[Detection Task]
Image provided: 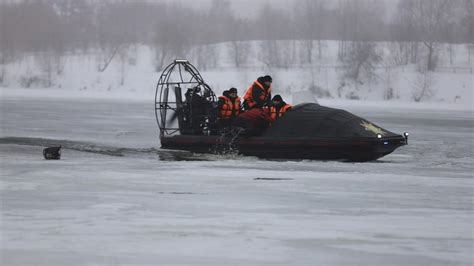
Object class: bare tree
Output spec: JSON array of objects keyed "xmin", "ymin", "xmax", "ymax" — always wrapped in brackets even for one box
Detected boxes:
[
  {"xmin": 117, "ymin": 45, "xmax": 130, "ymax": 86},
  {"xmin": 465, "ymin": 0, "xmax": 474, "ymax": 43},
  {"xmin": 255, "ymin": 3, "xmax": 294, "ymax": 69},
  {"xmin": 389, "ymin": 42, "xmax": 409, "ymax": 66},
  {"xmin": 297, "ymin": 0, "xmax": 326, "ymax": 64},
  {"xmin": 226, "ymin": 17, "xmax": 250, "ymax": 68},
  {"xmin": 448, "ymin": 43, "xmax": 454, "ymax": 65},
  {"xmin": 258, "ymin": 40, "xmax": 295, "ymax": 69},
  {"xmin": 395, "ymin": 0, "xmax": 419, "ymax": 64},
  {"xmin": 191, "ymin": 44, "xmax": 217, "ymax": 71},
  {"xmin": 468, "ymin": 44, "xmax": 474, "ymax": 65},
  {"xmin": 97, "ymin": 45, "xmax": 121, "ymax": 72},
  {"xmin": 338, "ymin": 41, "xmax": 349, "ymax": 61},
  {"xmin": 462, "ymin": 0, "xmax": 474, "ymax": 64},
  {"xmin": 342, "ymin": 42, "xmax": 382, "ymax": 82},
  {"xmin": 95, "ymin": 3, "xmax": 118, "ymax": 72},
  {"xmin": 258, "ymin": 40, "xmax": 279, "ymax": 69},
  {"xmin": 207, "ymin": 0, "xmax": 234, "ymax": 42},
  {"xmin": 412, "ymin": 70, "xmax": 436, "ymax": 102},
  {"xmin": 204, "ymin": 45, "xmax": 218, "ymax": 69},
  {"xmin": 0, "ymin": 4, "xmax": 6, "ymax": 84},
  {"xmin": 381, "ymin": 68, "xmax": 399, "ymax": 100},
  {"xmin": 403, "ymin": 0, "xmax": 457, "ymax": 71},
  {"xmin": 153, "ymin": 18, "xmax": 189, "ymax": 72},
  {"xmin": 228, "ymin": 39, "xmax": 249, "ymax": 68},
  {"xmin": 300, "ymin": 40, "xmax": 314, "ymax": 65},
  {"xmin": 35, "ymin": 52, "xmax": 54, "ymax": 88},
  {"xmin": 0, "ymin": 53, "xmax": 5, "ymax": 85}
]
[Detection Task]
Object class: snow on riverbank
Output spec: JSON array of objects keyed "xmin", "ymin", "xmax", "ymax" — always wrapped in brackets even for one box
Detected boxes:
[
  {"xmin": 1, "ymin": 86, "xmax": 472, "ymax": 112},
  {"xmin": 1, "ymin": 41, "xmax": 472, "ymax": 106}
]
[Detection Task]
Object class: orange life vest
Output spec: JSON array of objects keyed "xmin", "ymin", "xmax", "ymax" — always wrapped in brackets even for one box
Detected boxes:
[
  {"xmin": 268, "ymin": 104, "xmax": 292, "ymax": 121},
  {"xmin": 243, "ymin": 80, "xmax": 272, "ymax": 109},
  {"xmin": 219, "ymin": 96, "xmax": 241, "ymax": 118}
]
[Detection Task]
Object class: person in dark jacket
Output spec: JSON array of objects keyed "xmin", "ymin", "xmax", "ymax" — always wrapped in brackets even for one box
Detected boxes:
[
  {"xmin": 184, "ymin": 86, "xmax": 208, "ymax": 135},
  {"xmin": 267, "ymin": 94, "xmax": 292, "ymax": 122},
  {"xmin": 243, "ymin": 75, "xmax": 272, "ymax": 110}
]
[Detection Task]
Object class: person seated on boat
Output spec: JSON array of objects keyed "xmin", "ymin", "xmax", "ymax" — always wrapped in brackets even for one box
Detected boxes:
[
  {"xmin": 267, "ymin": 94, "xmax": 292, "ymax": 123},
  {"xmin": 218, "ymin": 88, "xmax": 241, "ymax": 128},
  {"xmin": 243, "ymin": 75, "xmax": 272, "ymax": 110},
  {"xmin": 232, "ymin": 108, "xmax": 272, "ymax": 137},
  {"xmin": 184, "ymin": 86, "xmax": 208, "ymax": 135}
]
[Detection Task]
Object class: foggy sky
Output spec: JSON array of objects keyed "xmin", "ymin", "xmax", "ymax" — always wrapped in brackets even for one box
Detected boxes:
[
  {"xmin": 164, "ymin": 0, "xmax": 293, "ymax": 18},
  {"xmin": 164, "ymin": 0, "xmax": 399, "ymax": 20}
]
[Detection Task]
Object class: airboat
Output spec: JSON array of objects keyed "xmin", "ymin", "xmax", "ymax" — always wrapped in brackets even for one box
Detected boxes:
[{"xmin": 154, "ymin": 60, "xmax": 408, "ymax": 162}]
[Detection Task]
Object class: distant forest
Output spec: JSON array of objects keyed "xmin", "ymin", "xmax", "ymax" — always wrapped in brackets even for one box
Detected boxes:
[
  {"xmin": 1, "ymin": 0, "xmax": 472, "ymax": 50},
  {"xmin": 0, "ymin": 0, "xmax": 472, "ymax": 75}
]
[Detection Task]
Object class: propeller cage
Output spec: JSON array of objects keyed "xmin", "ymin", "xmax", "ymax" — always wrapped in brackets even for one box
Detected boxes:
[{"xmin": 154, "ymin": 60, "xmax": 217, "ymax": 137}]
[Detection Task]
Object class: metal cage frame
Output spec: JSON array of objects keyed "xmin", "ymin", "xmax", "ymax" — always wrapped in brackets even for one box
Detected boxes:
[{"xmin": 154, "ymin": 59, "xmax": 217, "ymax": 137}]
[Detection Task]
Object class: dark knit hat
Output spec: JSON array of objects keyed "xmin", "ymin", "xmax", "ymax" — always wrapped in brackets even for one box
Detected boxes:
[
  {"xmin": 272, "ymin": 94, "xmax": 283, "ymax": 102},
  {"xmin": 262, "ymin": 75, "xmax": 272, "ymax": 83},
  {"xmin": 228, "ymin": 87, "xmax": 238, "ymax": 94}
]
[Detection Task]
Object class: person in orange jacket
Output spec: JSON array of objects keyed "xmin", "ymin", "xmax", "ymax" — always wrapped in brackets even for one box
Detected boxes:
[
  {"xmin": 217, "ymin": 87, "xmax": 241, "ymax": 127},
  {"xmin": 267, "ymin": 94, "xmax": 292, "ymax": 122},
  {"xmin": 243, "ymin": 75, "xmax": 272, "ymax": 110}
]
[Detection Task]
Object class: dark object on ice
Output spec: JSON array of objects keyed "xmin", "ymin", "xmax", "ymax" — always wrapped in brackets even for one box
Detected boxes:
[
  {"xmin": 155, "ymin": 60, "xmax": 408, "ymax": 162},
  {"xmin": 43, "ymin": 146, "xmax": 61, "ymax": 160}
]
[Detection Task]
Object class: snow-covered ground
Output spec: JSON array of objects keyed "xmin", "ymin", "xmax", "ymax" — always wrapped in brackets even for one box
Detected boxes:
[
  {"xmin": 1, "ymin": 93, "xmax": 473, "ymax": 265},
  {"xmin": 2, "ymin": 41, "xmax": 473, "ymax": 106}
]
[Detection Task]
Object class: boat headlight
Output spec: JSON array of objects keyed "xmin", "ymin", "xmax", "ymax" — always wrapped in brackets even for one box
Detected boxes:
[
  {"xmin": 377, "ymin": 134, "xmax": 382, "ymax": 139},
  {"xmin": 403, "ymin": 132, "xmax": 409, "ymax": 145}
]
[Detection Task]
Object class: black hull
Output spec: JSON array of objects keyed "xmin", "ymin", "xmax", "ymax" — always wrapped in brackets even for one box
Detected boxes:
[{"xmin": 160, "ymin": 135, "xmax": 406, "ymax": 162}]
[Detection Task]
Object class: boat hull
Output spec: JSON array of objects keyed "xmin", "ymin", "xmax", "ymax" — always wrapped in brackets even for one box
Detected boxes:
[{"xmin": 160, "ymin": 135, "xmax": 406, "ymax": 162}]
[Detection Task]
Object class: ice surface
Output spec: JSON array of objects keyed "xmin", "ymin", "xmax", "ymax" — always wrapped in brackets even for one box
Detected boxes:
[{"xmin": 1, "ymin": 95, "xmax": 473, "ymax": 265}]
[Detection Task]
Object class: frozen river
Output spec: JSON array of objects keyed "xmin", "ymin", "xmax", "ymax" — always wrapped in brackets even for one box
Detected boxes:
[{"xmin": 1, "ymin": 95, "xmax": 473, "ymax": 265}]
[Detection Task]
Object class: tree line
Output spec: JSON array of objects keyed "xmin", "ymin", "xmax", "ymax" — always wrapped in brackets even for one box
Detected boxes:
[
  {"xmin": 0, "ymin": 0, "xmax": 472, "ymax": 75},
  {"xmin": 1, "ymin": 0, "xmax": 471, "ymax": 50}
]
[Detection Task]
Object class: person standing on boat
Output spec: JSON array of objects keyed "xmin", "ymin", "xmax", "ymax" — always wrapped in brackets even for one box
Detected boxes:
[
  {"xmin": 267, "ymin": 94, "xmax": 292, "ymax": 122},
  {"xmin": 243, "ymin": 75, "xmax": 272, "ymax": 110},
  {"xmin": 217, "ymin": 88, "xmax": 241, "ymax": 128}
]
